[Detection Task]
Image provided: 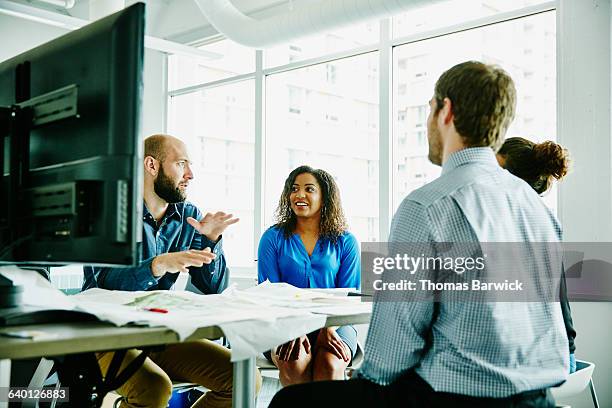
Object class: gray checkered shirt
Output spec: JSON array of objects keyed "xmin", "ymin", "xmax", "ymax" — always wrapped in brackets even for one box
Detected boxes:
[{"xmin": 358, "ymin": 147, "xmax": 569, "ymax": 397}]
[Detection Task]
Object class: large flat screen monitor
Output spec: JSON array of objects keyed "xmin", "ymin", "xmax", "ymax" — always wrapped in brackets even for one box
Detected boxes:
[{"xmin": 0, "ymin": 3, "xmax": 144, "ymax": 267}]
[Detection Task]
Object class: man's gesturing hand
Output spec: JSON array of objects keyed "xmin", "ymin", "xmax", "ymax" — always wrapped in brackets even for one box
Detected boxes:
[
  {"xmin": 151, "ymin": 249, "xmax": 216, "ymax": 277},
  {"xmin": 186, "ymin": 212, "xmax": 239, "ymax": 242}
]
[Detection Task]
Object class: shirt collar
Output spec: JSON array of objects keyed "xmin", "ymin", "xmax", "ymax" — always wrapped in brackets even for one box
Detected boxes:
[
  {"xmin": 165, "ymin": 203, "xmax": 183, "ymax": 221},
  {"xmin": 142, "ymin": 202, "xmax": 183, "ymax": 223},
  {"xmin": 441, "ymin": 147, "xmax": 498, "ymax": 175}
]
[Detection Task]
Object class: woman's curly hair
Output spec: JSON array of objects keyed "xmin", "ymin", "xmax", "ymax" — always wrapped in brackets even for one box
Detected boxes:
[{"xmin": 275, "ymin": 165, "xmax": 347, "ymax": 243}]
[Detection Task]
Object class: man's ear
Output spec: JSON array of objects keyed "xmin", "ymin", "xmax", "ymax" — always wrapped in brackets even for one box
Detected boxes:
[
  {"xmin": 439, "ymin": 97, "xmax": 454, "ymax": 126},
  {"xmin": 144, "ymin": 156, "xmax": 159, "ymax": 177}
]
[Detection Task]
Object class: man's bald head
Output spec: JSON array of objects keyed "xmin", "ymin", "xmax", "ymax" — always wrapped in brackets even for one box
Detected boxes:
[{"xmin": 144, "ymin": 134, "xmax": 186, "ymax": 163}]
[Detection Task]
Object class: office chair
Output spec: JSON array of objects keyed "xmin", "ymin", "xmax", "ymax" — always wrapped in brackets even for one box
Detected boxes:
[
  {"xmin": 21, "ymin": 358, "xmax": 57, "ymax": 408},
  {"xmin": 112, "ymin": 382, "xmax": 206, "ymax": 408},
  {"xmin": 551, "ymin": 360, "xmax": 599, "ymax": 408}
]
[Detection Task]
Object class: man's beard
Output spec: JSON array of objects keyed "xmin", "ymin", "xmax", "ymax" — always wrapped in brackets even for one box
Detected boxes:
[
  {"xmin": 154, "ymin": 166, "xmax": 187, "ymax": 203},
  {"xmin": 427, "ymin": 119, "xmax": 443, "ymax": 166}
]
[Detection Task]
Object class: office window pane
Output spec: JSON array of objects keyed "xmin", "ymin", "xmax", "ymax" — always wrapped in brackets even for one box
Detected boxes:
[
  {"xmin": 393, "ymin": 11, "xmax": 556, "ymax": 211},
  {"xmin": 168, "ymin": 39, "xmax": 255, "ymax": 91},
  {"xmin": 393, "ymin": 0, "xmax": 551, "ymax": 38},
  {"xmin": 266, "ymin": 53, "xmax": 380, "ymax": 243},
  {"xmin": 265, "ymin": 22, "xmax": 379, "ymax": 68},
  {"xmin": 168, "ymin": 81, "xmax": 255, "ymax": 267}
]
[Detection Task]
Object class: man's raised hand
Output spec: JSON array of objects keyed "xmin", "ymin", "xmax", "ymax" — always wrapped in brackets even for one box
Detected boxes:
[{"xmin": 186, "ymin": 212, "xmax": 239, "ymax": 242}]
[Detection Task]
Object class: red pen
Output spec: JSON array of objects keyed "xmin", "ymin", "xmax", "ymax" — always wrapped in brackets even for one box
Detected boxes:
[{"xmin": 144, "ymin": 307, "xmax": 168, "ymax": 314}]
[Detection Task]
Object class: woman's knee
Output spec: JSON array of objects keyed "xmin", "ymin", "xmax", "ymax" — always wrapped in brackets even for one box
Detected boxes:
[
  {"xmin": 313, "ymin": 352, "xmax": 348, "ymax": 380},
  {"xmin": 276, "ymin": 360, "xmax": 312, "ymax": 386}
]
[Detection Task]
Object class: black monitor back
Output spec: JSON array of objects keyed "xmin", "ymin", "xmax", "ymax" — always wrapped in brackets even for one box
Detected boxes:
[{"xmin": 0, "ymin": 3, "xmax": 144, "ymax": 266}]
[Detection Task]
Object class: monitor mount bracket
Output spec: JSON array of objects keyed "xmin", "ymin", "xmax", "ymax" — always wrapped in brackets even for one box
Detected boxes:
[{"xmin": 0, "ymin": 61, "xmax": 78, "ymax": 306}]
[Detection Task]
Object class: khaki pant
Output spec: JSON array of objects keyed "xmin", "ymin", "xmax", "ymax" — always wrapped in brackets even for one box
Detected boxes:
[{"xmin": 97, "ymin": 340, "xmax": 261, "ymax": 408}]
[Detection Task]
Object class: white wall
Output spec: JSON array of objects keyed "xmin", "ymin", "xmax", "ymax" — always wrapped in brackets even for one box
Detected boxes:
[
  {"xmin": 142, "ymin": 49, "xmax": 167, "ymax": 136},
  {"xmin": 557, "ymin": 0, "xmax": 612, "ymax": 407},
  {"xmin": 0, "ymin": 15, "xmax": 65, "ymax": 61}
]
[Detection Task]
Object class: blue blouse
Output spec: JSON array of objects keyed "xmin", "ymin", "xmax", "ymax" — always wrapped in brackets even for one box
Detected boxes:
[{"xmin": 257, "ymin": 226, "xmax": 361, "ymax": 289}]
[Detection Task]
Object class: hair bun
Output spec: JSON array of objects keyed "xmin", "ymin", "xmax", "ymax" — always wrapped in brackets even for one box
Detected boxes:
[{"xmin": 533, "ymin": 141, "xmax": 570, "ymax": 180}]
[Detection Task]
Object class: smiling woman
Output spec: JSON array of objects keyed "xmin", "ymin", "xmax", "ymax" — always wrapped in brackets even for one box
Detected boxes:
[
  {"xmin": 275, "ymin": 165, "xmax": 347, "ymax": 243},
  {"xmin": 257, "ymin": 165, "xmax": 361, "ymax": 386}
]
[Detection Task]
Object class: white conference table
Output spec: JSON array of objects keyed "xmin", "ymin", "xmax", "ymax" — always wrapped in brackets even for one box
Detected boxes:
[{"xmin": 0, "ymin": 311, "xmax": 372, "ymax": 408}]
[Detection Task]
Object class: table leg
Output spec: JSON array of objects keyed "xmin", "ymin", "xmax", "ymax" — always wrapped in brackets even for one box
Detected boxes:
[
  {"xmin": 0, "ymin": 359, "xmax": 10, "ymax": 408},
  {"xmin": 232, "ymin": 357, "xmax": 255, "ymax": 408}
]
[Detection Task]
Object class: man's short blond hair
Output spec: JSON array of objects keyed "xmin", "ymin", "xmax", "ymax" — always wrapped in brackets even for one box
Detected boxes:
[{"xmin": 144, "ymin": 134, "xmax": 171, "ymax": 162}]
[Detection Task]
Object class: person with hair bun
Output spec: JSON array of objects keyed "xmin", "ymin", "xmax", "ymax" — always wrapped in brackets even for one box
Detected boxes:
[
  {"xmin": 497, "ymin": 137, "xmax": 570, "ymax": 194},
  {"xmin": 258, "ymin": 165, "xmax": 360, "ymax": 386},
  {"xmin": 497, "ymin": 137, "xmax": 576, "ymax": 373}
]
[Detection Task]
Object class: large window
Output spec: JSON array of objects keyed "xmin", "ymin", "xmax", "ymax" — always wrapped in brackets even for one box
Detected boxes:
[
  {"xmin": 164, "ymin": 3, "xmax": 558, "ymax": 275},
  {"xmin": 393, "ymin": 0, "xmax": 552, "ymax": 38},
  {"xmin": 168, "ymin": 81, "xmax": 255, "ymax": 268},
  {"xmin": 265, "ymin": 53, "xmax": 380, "ymax": 243},
  {"xmin": 392, "ymin": 11, "xmax": 556, "ymax": 211}
]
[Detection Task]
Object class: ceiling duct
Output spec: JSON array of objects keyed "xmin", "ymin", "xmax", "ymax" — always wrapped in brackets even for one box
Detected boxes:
[
  {"xmin": 193, "ymin": 0, "xmax": 443, "ymax": 48},
  {"xmin": 35, "ymin": 0, "xmax": 75, "ymax": 9}
]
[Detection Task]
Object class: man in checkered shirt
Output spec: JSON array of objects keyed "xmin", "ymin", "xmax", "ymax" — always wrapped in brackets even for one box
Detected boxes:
[{"xmin": 270, "ymin": 61, "xmax": 568, "ymax": 407}]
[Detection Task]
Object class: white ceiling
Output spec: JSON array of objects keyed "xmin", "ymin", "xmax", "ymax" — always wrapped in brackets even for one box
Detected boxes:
[{"xmin": 8, "ymin": 0, "xmax": 316, "ymax": 43}]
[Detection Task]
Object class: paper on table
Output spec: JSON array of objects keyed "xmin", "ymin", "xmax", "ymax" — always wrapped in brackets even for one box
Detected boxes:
[
  {"xmin": 244, "ymin": 280, "xmax": 341, "ymax": 300},
  {"xmin": 74, "ymin": 288, "xmax": 143, "ymax": 304},
  {"xmin": 72, "ymin": 287, "xmax": 325, "ymax": 341},
  {"xmin": 307, "ymin": 287, "xmax": 353, "ymax": 296},
  {"xmin": 71, "ymin": 282, "xmax": 369, "ymax": 359},
  {"xmin": 241, "ymin": 281, "xmax": 368, "ymax": 309},
  {"xmin": 219, "ymin": 313, "xmax": 327, "ymax": 362},
  {"xmin": 310, "ymin": 303, "xmax": 372, "ymax": 316},
  {"xmin": 0, "ymin": 266, "xmax": 76, "ymax": 310},
  {"xmin": 216, "ymin": 282, "xmax": 368, "ymax": 360},
  {"xmin": 0, "ymin": 270, "xmax": 368, "ymax": 361}
]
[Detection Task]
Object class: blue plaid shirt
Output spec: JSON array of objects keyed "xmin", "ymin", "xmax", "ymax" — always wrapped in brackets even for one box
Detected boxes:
[
  {"xmin": 83, "ymin": 202, "xmax": 227, "ymax": 294},
  {"xmin": 358, "ymin": 147, "xmax": 569, "ymax": 397}
]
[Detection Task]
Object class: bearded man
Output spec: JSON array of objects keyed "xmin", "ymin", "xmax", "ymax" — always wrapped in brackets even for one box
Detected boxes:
[{"xmin": 83, "ymin": 134, "xmax": 261, "ymax": 408}]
